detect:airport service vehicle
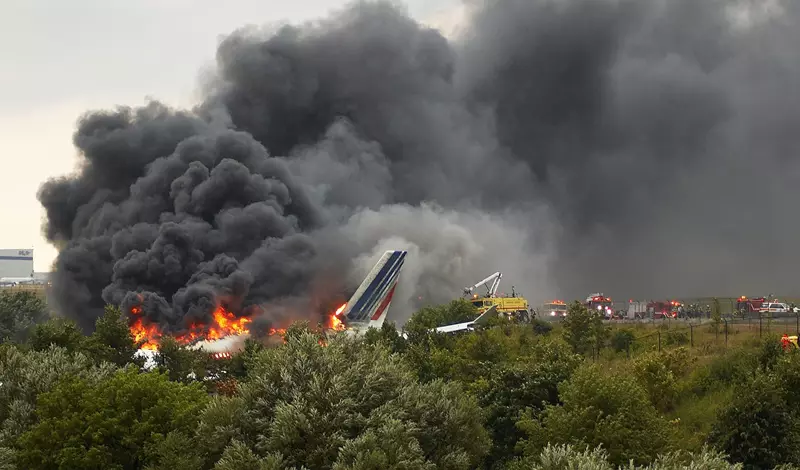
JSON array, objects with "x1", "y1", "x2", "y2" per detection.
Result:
[
  {"x1": 463, "y1": 272, "x2": 532, "y2": 321},
  {"x1": 543, "y1": 300, "x2": 568, "y2": 318},
  {"x1": 761, "y1": 302, "x2": 798, "y2": 314}
]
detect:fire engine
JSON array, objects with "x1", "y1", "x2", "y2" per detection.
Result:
[
  {"x1": 463, "y1": 272, "x2": 531, "y2": 321},
  {"x1": 585, "y1": 293, "x2": 615, "y2": 318},
  {"x1": 543, "y1": 300, "x2": 568, "y2": 318},
  {"x1": 647, "y1": 300, "x2": 683, "y2": 319},
  {"x1": 736, "y1": 296, "x2": 767, "y2": 314}
]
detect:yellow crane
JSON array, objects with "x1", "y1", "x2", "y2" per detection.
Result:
[{"x1": 462, "y1": 272, "x2": 531, "y2": 321}]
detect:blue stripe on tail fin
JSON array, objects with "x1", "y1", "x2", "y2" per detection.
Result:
[{"x1": 343, "y1": 250, "x2": 407, "y2": 327}]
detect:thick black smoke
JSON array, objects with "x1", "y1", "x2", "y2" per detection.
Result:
[{"x1": 39, "y1": 0, "x2": 800, "y2": 333}]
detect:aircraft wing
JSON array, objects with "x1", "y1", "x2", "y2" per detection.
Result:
[{"x1": 432, "y1": 305, "x2": 498, "y2": 334}]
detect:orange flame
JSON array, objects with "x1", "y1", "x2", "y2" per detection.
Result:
[
  {"x1": 130, "y1": 300, "x2": 346, "y2": 352},
  {"x1": 328, "y1": 303, "x2": 346, "y2": 331},
  {"x1": 130, "y1": 316, "x2": 160, "y2": 350},
  {"x1": 129, "y1": 304, "x2": 255, "y2": 349}
]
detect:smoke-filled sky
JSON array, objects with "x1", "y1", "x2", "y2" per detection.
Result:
[{"x1": 7, "y1": 0, "x2": 800, "y2": 331}]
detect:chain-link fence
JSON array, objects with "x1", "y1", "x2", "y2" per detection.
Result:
[{"x1": 593, "y1": 313, "x2": 800, "y2": 361}]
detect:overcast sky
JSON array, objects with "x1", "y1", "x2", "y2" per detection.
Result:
[{"x1": 0, "y1": 0, "x2": 463, "y2": 272}]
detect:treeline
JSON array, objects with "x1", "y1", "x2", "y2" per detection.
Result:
[{"x1": 0, "y1": 291, "x2": 799, "y2": 469}]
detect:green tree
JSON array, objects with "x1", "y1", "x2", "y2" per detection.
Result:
[
  {"x1": 403, "y1": 299, "x2": 479, "y2": 343},
  {"x1": 213, "y1": 441, "x2": 293, "y2": 470},
  {"x1": 710, "y1": 298, "x2": 722, "y2": 333},
  {"x1": 0, "y1": 345, "x2": 116, "y2": 454},
  {"x1": 83, "y1": 305, "x2": 141, "y2": 367},
  {"x1": 477, "y1": 340, "x2": 582, "y2": 468},
  {"x1": 708, "y1": 372, "x2": 800, "y2": 468},
  {"x1": 196, "y1": 329, "x2": 490, "y2": 469},
  {"x1": 507, "y1": 444, "x2": 740, "y2": 470},
  {"x1": 561, "y1": 301, "x2": 607, "y2": 355},
  {"x1": 227, "y1": 337, "x2": 267, "y2": 379},
  {"x1": 15, "y1": 367, "x2": 209, "y2": 469},
  {"x1": 154, "y1": 335, "x2": 210, "y2": 383},
  {"x1": 363, "y1": 321, "x2": 407, "y2": 354},
  {"x1": 517, "y1": 364, "x2": 669, "y2": 466},
  {"x1": 0, "y1": 291, "x2": 48, "y2": 343},
  {"x1": 27, "y1": 317, "x2": 84, "y2": 353},
  {"x1": 333, "y1": 420, "x2": 436, "y2": 470},
  {"x1": 144, "y1": 431, "x2": 205, "y2": 470}
]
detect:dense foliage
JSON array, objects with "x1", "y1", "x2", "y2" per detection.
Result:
[{"x1": 0, "y1": 290, "x2": 797, "y2": 469}]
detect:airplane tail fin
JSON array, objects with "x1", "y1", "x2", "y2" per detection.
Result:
[{"x1": 341, "y1": 250, "x2": 407, "y2": 330}]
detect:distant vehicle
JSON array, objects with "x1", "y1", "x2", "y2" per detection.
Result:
[
  {"x1": 761, "y1": 302, "x2": 798, "y2": 314},
  {"x1": 736, "y1": 296, "x2": 767, "y2": 314},
  {"x1": 0, "y1": 277, "x2": 36, "y2": 286},
  {"x1": 585, "y1": 293, "x2": 616, "y2": 319},
  {"x1": 463, "y1": 272, "x2": 531, "y2": 321},
  {"x1": 647, "y1": 300, "x2": 683, "y2": 319},
  {"x1": 543, "y1": 300, "x2": 568, "y2": 318}
]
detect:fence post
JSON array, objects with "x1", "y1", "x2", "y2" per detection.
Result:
[
  {"x1": 725, "y1": 320, "x2": 728, "y2": 347},
  {"x1": 658, "y1": 330, "x2": 661, "y2": 352},
  {"x1": 796, "y1": 311, "x2": 799, "y2": 336},
  {"x1": 690, "y1": 324, "x2": 694, "y2": 347},
  {"x1": 759, "y1": 313, "x2": 763, "y2": 338}
]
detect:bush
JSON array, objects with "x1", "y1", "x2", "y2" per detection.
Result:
[
  {"x1": 686, "y1": 349, "x2": 755, "y2": 396},
  {"x1": 517, "y1": 364, "x2": 669, "y2": 465},
  {"x1": 709, "y1": 372, "x2": 800, "y2": 468},
  {"x1": 632, "y1": 353, "x2": 678, "y2": 412},
  {"x1": 532, "y1": 319, "x2": 553, "y2": 336},
  {"x1": 561, "y1": 302, "x2": 607, "y2": 355},
  {"x1": 663, "y1": 330, "x2": 688, "y2": 346},
  {"x1": 611, "y1": 329, "x2": 635, "y2": 352}
]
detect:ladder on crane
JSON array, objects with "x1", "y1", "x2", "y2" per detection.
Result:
[{"x1": 463, "y1": 272, "x2": 502, "y2": 298}]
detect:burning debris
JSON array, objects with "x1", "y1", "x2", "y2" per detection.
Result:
[
  {"x1": 130, "y1": 301, "x2": 347, "y2": 353},
  {"x1": 130, "y1": 303, "x2": 253, "y2": 350}
]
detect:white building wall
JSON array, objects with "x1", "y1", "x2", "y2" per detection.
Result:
[{"x1": 0, "y1": 249, "x2": 34, "y2": 278}]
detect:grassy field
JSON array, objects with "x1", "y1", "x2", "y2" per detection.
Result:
[
  {"x1": 592, "y1": 319, "x2": 786, "y2": 452},
  {"x1": 600, "y1": 318, "x2": 787, "y2": 359}
]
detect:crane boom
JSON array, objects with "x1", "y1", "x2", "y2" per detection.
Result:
[{"x1": 463, "y1": 272, "x2": 502, "y2": 298}]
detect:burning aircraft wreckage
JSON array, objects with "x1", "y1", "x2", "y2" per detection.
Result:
[
  {"x1": 133, "y1": 249, "x2": 407, "y2": 365},
  {"x1": 132, "y1": 249, "x2": 494, "y2": 367}
]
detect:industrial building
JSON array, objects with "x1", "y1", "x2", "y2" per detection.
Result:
[{"x1": 0, "y1": 249, "x2": 34, "y2": 278}]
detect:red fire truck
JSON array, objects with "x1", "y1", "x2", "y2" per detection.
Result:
[
  {"x1": 647, "y1": 300, "x2": 683, "y2": 319},
  {"x1": 736, "y1": 296, "x2": 767, "y2": 314},
  {"x1": 585, "y1": 293, "x2": 615, "y2": 318}
]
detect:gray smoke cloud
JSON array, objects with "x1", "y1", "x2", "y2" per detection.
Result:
[{"x1": 38, "y1": 0, "x2": 800, "y2": 333}]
